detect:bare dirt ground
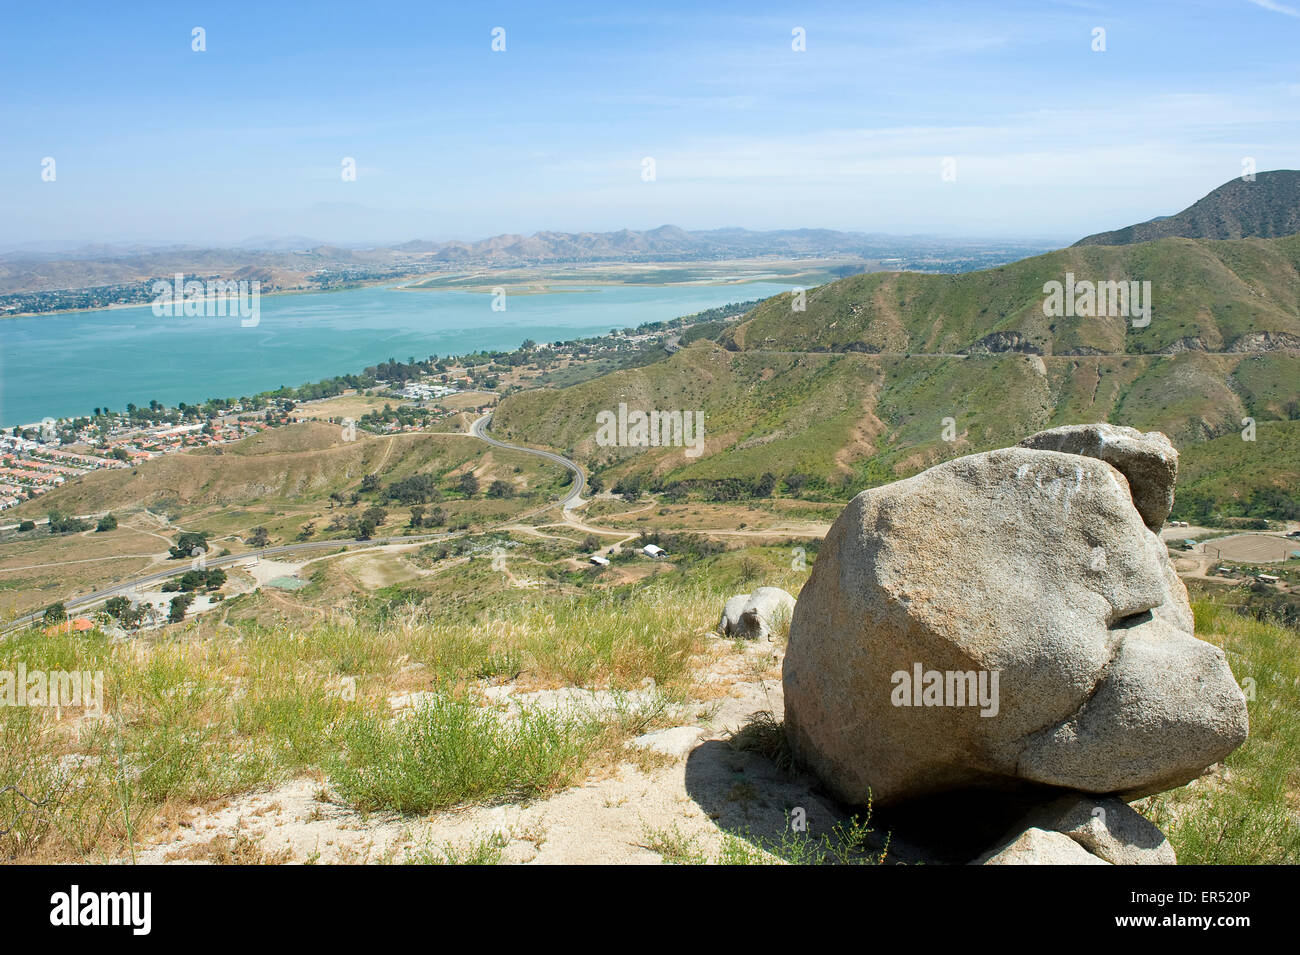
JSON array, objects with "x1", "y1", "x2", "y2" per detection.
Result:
[{"x1": 1201, "y1": 533, "x2": 1299, "y2": 564}]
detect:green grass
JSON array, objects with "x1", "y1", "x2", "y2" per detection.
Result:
[
  {"x1": 644, "y1": 812, "x2": 889, "y2": 865},
  {"x1": 404, "y1": 830, "x2": 509, "y2": 865},
  {"x1": 328, "y1": 696, "x2": 609, "y2": 813},
  {"x1": 3, "y1": 562, "x2": 1294, "y2": 865},
  {"x1": 1144, "y1": 599, "x2": 1300, "y2": 864},
  {"x1": 0, "y1": 577, "x2": 710, "y2": 862}
]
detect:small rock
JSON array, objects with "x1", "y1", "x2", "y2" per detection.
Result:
[
  {"x1": 1019, "y1": 423, "x2": 1178, "y2": 532},
  {"x1": 1020, "y1": 795, "x2": 1176, "y2": 865},
  {"x1": 719, "y1": 587, "x2": 796, "y2": 640},
  {"x1": 974, "y1": 827, "x2": 1111, "y2": 865}
]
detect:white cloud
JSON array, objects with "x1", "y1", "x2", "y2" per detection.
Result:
[{"x1": 1246, "y1": 0, "x2": 1300, "y2": 17}]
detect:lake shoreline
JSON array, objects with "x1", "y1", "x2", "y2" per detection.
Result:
[{"x1": 0, "y1": 281, "x2": 789, "y2": 428}]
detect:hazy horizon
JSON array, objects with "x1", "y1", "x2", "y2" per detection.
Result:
[{"x1": 0, "y1": 224, "x2": 1077, "y2": 257}]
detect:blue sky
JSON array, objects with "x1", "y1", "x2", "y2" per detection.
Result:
[{"x1": 2, "y1": 0, "x2": 1298, "y2": 246}]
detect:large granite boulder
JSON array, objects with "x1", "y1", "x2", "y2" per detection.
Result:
[
  {"x1": 783, "y1": 443, "x2": 1248, "y2": 808},
  {"x1": 1019, "y1": 423, "x2": 1178, "y2": 531}
]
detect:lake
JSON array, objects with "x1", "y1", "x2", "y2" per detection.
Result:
[{"x1": 0, "y1": 281, "x2": 794, "y2": 427}]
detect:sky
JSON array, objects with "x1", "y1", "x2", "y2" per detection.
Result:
[{"x1": 1, "y1": 0, "x2": 1298, "y2": 247}]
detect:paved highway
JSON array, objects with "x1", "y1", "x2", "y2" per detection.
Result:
[{"x1": 471, "y1": 412, "x2": 585, "y2": 509}]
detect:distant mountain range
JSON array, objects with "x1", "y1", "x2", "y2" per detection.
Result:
[
  {"x1": 387, "y1": 226, "x2": 1045, "y2": 265},
  {"x1": 1075, "y1": 170, "x2": 1300, "y2": 246},
  {"x1": 0, "y1": 228, "x2": 1057, "y2": 296}
]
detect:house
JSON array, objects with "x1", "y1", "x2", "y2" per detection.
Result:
[
  {"x1": 642, "y1": 544, "x2": 665, "y2": 558},
  {"x1": 589, "y1": 555, "x2": 610, "y2": 566}
]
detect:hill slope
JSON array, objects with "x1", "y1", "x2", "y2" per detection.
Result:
[
  {"x1": 494, "y1": 234, "x2": 1300, "y2": 517},
  {"x1": 721, "y1": 234, "x2": 1300, "y2": 356},
  {"x1": 1075, "y1": 170, "x2": 1300, "y2": 246}
]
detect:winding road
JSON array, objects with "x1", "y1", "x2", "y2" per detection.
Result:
[
  {"x1": 3, "y1": 413, "x2": 587, "y2": 633},
  {"x1": 471, "y1": 412, "x2": 585, "y2": 509}
]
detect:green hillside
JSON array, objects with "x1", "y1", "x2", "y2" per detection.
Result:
[
  {"x1": 494, "y1": 237, "x2": 1300, "y2": 512},
  {"x1": 721, "y1": 234, "x2": 1300, "y2": 356},
  {"x1": 1175, "y1": 419, "x2": 1300, "y2": 522}
]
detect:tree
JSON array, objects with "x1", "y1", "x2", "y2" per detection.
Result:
[
  {"x1": 18, "y1": 520, "x2": 34, "y2": 532},
  {"x1": 360, "y1": 473, "x2": 381, "y2": 494},
  {"x1": 246, "y1": 526, "x2": 271, "y2": 548},
  {"x1": 43, "y1": 602, "x2": 67, "y2": 625},
  {"x1": 409, "y1": 505, "x2": 425, "y2": 528},
  {"x1": 104, "y1": 596, "x2": 131, "y2": 619},
  {"x1": 783, "y1": 472, "x2": 810, "y2": 496},
  {"x1": 168, "y1": 593, "x2": 194, "y2": 623},
  {"x1": 180, "y1": 571, "x2": 203, "y2": 590},
  {"x1": 458, "y1": 472, "x2": 480, "y2": 497},
  {"x1": 755, "y1": 472, "x2": 778, "y2": 498},
  {"x1": 385, "y1": 473, "x2": 438, "y2": 505},
  {"x1": 487, "y1": 479, "x2": 514, "y2": 499},
  {"x1": 96, "y1": 513, "x2": 118, "y2": 532},
  {"x1": 614, "y1": 475, "x2": 643, "y2": 501},
  {"x1": 47, "y1": 510, "x2": 90, "y2": 534},
  {"x1": 170, "y1": 531, "x2": 208, "y2": 559},
  {"x1": 104, "y1": 596, "x2": 146, "y2": 629}
]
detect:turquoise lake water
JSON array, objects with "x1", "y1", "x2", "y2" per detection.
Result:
[{"x1": 0, "y1": 282, "x2": 794, "y2": 427}]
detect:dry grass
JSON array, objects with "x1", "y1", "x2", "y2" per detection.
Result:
[{"x1": 0, "y1": 579, "x2": 718, "y2": 863}]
